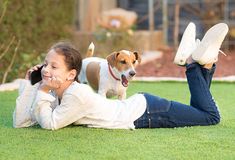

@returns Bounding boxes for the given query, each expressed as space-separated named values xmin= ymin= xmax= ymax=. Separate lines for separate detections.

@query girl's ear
xmin=67 ymin=69 xmax=77 ymax=81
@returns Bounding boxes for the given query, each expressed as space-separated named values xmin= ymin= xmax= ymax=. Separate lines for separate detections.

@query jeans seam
xmin=149 ymin=117 xmax=151 ymax=128
xmin=147 ymin=104 xmax=151 ymax=128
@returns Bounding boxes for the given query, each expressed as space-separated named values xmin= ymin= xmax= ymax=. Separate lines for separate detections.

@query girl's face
xmin=41 ymin=49 xmax=73 ymax=82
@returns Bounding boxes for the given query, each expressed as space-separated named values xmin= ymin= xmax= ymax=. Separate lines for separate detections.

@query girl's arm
xmin=32 ymin=90 xmax=86 ymax=130
xmin=13 ymin=80 xmax=39 ymax=128
xmin=13 ymin=64 xmax=42 ymax=128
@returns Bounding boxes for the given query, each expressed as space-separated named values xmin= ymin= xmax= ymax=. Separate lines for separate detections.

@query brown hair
xmin=50 ymin=41 xmax=82 ymax=81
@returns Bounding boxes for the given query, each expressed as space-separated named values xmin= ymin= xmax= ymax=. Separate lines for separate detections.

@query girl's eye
xmin=52 ymin=66 xmax=57 ymax=69
xmin=120 ymin=60 xmax=126 ymax=64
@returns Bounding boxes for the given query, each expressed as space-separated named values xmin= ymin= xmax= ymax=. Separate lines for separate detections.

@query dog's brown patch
xmin=106 ymin=51 xmax=141 ymax=72
xmin=86 ymin=62 xmax=100 ymax=91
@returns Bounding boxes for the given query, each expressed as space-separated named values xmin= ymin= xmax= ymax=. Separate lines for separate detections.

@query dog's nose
xmin=129 ymin=71 xmax=136 ymax=77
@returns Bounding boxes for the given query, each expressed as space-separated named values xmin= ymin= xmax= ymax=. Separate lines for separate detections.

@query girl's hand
xmin=25 ymin=64 xmax=42 ymax=80
xmin=39 ymin=77 xmax=63 ymax=93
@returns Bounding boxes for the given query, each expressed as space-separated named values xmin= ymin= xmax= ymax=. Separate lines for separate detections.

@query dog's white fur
xmin=78 ymin=43 xmax=141 ymax=100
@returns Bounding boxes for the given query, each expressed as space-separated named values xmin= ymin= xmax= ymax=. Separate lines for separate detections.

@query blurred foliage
xmin=93 ymin=27 xmax=136 ymax=56
xmin=0 ymin=0 xmax=75 ymax=83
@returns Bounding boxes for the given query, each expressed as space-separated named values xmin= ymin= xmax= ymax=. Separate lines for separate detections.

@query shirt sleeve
xmin=32 ymin=90 xmax=87 ymax=130
xmin=13 ymin=80 xmax=39 ymax=128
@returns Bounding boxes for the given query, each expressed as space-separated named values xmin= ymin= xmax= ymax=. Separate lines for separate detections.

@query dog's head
xmin=106 ymin=50 xmax=141 ymax=87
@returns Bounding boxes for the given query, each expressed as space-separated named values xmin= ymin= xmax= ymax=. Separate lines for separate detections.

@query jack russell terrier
xmin=78 ymin=43 xmax=141 ymax=100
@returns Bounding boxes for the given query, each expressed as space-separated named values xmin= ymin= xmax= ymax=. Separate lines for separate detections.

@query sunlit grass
xmin=0 ymin=82 xmax=235 ymax=160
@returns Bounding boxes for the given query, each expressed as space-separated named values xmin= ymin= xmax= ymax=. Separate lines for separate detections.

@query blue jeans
xmin=134 ymin=63 xmax=220 ymax=128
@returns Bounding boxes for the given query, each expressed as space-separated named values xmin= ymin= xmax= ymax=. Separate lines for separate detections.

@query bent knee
xmin=209 ymin=113 xmax=221 ymax=125
xmin=213 ymin=115 xmax=221 ymax=125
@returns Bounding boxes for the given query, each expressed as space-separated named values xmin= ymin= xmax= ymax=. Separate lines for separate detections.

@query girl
xmin=13 ymin=22 xmax=228 ymax=130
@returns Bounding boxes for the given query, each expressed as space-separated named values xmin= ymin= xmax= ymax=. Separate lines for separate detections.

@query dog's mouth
xmin=121 ymin=75 xmax=129 ymax=87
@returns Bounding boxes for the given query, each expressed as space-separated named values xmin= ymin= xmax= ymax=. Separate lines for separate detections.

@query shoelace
xmin=213 ymin=50 xmax=227 ymax=63
xmin=219 ymin=49 xmax=227 ymax=56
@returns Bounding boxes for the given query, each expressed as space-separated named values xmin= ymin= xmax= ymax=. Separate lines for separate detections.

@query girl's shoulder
xmin=64 ymin=82 xmax=96 ymax=104
xmin=67 ymin=81 xmax=94 ymax=94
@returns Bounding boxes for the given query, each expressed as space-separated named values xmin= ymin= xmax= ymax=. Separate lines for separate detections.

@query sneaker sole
xmin=192 ymin=23 xmax=229 ymax=65
xmin=174 ymin=22 xmax=196 ymax=65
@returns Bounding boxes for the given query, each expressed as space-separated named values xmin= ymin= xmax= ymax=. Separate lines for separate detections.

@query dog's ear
xmin=133 ymin=51 xmax=141 ymax=64
xmin=106 ymin=52 xmax=119 ymax=67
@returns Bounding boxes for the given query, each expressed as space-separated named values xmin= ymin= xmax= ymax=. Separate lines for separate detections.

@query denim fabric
xmin=134 ymin=63 xmax=220 ymax=128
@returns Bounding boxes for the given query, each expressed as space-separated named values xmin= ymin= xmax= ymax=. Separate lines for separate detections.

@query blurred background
xmin=0 ymin=0 xmax=234 ymax=83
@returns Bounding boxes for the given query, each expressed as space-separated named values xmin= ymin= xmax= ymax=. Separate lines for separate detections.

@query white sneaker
xmin=192 ymin=23 xmax=229 ymax=65
xmin=174 ymin=22 xmax=196 ymax=66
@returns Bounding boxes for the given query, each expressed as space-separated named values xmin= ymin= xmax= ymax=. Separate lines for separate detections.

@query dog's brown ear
xmin=106 ymin=52 xmax=119 ymax=67
xmin=133 ymin=51 xmax=141 ymax=64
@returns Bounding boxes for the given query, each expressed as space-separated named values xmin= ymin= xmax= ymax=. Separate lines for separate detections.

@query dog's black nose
xmin=129 ymin=71 xmax=136 ymax=77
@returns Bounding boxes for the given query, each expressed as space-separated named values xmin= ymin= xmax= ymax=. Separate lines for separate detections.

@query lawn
xmin=0 ymin=81 xmax=235 ymax=160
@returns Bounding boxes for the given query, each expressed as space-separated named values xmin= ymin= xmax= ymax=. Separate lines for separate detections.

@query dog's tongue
xmin=121 ymin=75 xmax=128 ymax=87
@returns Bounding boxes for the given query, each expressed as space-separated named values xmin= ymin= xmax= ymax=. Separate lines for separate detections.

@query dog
xmin=78 ymin=43 xmax=141 ymax=100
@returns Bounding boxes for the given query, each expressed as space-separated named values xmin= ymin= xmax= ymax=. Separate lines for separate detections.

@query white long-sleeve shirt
xmin=13 ymin=80 xmax=147 ymax=130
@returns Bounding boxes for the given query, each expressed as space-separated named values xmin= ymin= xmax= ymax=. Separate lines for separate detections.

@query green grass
xmin=1 ymin=82 xmax=235 ymax=160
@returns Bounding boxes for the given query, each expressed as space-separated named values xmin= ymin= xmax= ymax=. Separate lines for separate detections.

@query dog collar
xmin=108 ymin=64 xmax=120 ymax=81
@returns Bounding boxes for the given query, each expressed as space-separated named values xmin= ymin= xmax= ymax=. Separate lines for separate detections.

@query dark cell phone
xmin=30 ymin=66 xmax=43 ymax=85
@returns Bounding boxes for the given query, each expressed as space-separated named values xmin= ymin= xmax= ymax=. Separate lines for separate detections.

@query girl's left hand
xmin=25 ymin=64 xmax=42 ymax=80
xmin=39 ymin=77 xmax=63 ymax=93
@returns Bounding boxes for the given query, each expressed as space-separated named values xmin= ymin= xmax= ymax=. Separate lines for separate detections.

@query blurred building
xmin=74 ymin=0 xmax=235 ymax=52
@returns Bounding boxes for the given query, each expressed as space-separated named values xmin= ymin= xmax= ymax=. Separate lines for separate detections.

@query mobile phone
xmin=30 ymin=66 xmax=43 ymax=85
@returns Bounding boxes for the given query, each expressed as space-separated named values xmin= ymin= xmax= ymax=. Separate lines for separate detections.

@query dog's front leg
xmin=118 ymin=92 xmax=126 ymax=100
xmin=98 ymin=89 xmax=107 ymax=97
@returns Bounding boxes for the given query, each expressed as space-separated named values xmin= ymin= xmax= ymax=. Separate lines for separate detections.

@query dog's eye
xmin=120 ymin=60 xmax=126 ymax=64
xmin=132 ymin=60 xmax=136 ymax=64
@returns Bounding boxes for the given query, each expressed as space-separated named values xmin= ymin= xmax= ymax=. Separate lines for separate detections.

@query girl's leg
xmin=186 ymin=57 xmax=216 ymax=88
xmin=201 ymin=64 xmax=216 ymax=88
xmin=156 ymin=63 xmax=219 ymax=127
xmin=186 ymin=63 xmax=219 ymax=111
xmin=190 ymin=63 xmax=216 ymax=106
xmin=135 ymin=95 xmax=219 ymax=128
xmin=134 ymin=63 xmax=220 ymax=128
